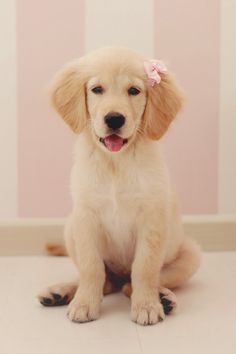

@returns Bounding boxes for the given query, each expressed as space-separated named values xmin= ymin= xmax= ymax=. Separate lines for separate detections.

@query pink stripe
xmin=18 ymin=0 xmax=85 ymax=217
xmin=155 ymin=0 xmax=219 ymax=214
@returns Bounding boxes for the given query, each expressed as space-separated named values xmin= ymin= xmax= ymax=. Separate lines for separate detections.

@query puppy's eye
xmin=128 ymin=87 xmax=140 ymax=96
xmin=91 ymin=86 xmax=103 ymax=94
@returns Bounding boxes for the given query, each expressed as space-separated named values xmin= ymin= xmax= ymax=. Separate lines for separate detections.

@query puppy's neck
xmin=77 ymin=127 xmax=160 ymax=175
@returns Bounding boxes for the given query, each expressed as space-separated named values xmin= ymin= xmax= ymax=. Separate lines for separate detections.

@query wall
xmin=0 ymin=0 xmax=17 ymax=217
xmin=0 ymin=0 xmax=235 ymax=217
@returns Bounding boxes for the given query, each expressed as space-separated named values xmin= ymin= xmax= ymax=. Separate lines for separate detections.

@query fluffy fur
xmin=38 ymin=47 xmax=201 ymax=325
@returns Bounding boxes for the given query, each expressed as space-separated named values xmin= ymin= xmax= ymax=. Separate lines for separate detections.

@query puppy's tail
xmin=46 ymin=243 xmax=68 ymax=256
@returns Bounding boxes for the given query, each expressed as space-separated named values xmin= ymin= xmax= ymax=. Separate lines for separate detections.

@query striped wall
xmin=219 ymin=0 xmax=236 ymax=213
xmin=0 ymin=0 xmax=235 ymax=217
xmin=0 ymin=0 xmax=17 ymax=218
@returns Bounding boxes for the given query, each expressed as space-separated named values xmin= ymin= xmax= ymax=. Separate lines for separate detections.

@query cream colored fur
xmin=39 ymin=47 xmax=201 ymax=325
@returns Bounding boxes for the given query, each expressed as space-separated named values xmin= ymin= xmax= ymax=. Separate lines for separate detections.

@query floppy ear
xmin=50 ymin=59 xmax=88 ymax=133
xmin=143 ymin=73 xmax=184 ymax=140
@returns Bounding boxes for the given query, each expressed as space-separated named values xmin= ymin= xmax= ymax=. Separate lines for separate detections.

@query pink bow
xmin=144 ymin=59 xmax=167 ymax=86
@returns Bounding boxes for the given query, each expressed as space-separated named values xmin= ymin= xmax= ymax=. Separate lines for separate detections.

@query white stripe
xmin=85 ymin=0 xmax=154 ymax=57
xmin=0 ymin=0 xmax=17 ymax=217
xmin=219 ymin=0 xmax=236 ymax=213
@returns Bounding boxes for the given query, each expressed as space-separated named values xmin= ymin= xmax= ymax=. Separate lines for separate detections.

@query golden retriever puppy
xmin=38 ymin=47 xmax=201 ymax=325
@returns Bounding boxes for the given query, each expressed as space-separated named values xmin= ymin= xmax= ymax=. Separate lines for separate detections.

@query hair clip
xmin=144 ymin=59 xmax=167 ymax=86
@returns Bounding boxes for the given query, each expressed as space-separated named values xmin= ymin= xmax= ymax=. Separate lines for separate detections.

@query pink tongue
xmin=104 ymin=134 xmax=124 ymax=152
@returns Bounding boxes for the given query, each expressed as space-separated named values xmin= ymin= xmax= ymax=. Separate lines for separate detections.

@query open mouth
xmin=99 ymin=134 xmax=128 ymax=152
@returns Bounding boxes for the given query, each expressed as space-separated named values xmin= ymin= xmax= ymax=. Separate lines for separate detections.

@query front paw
xmin=131 ymin=298 xmax=165 ymax=326
xmin=67 ymin=297 xmax=101 ymax=323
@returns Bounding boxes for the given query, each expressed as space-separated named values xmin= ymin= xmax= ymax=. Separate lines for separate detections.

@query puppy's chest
xmin=100 ymin=180 xmax=138 ymax=230
xmin=98 ymin=177 xmax=141 ymax=272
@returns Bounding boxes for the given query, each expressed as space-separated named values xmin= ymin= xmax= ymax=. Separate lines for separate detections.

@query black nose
xmin=104 ymin=112 xmax=125 ymax=130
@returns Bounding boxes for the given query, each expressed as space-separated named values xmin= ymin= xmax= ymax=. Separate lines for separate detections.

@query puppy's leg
xmin=160 ymin=238 xmax=201 ymax=289
xmin=131 ymin=213 xmax=166 ymax=326
xmin=67 ymin=211 xmax=105 ymax=323
xmin=125 ymin=238 xmax=200 ymax=322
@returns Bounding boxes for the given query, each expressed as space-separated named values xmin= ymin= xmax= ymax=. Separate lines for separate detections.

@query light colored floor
xmin=0 ymin=253 xmax=236 ymax=354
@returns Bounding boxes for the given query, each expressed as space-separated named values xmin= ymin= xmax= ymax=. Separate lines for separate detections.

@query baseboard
xmin=0 ymin=215 xmax=236 ymax=255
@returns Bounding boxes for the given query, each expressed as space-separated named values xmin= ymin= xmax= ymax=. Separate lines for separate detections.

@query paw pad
xmin=159 ymin=291 xmax=176 ymax=315
xmin=40 ymin=294 xmax=69 ymax=307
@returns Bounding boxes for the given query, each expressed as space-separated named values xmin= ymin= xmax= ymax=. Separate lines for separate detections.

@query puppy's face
xmin=87 ymin=67 xmax=146 ymax=152
xmin=51 ymin=48 xmax=183 ymax=153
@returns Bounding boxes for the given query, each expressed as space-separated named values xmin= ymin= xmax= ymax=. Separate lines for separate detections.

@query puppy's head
xmin=51 ymin=47 xmax=183 ymax=153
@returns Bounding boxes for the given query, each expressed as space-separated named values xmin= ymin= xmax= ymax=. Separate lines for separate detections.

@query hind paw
xmin=38 ymin=282 xmax=77 ymax=307
xmin=159 ymin=287 xmax=177 ymax=315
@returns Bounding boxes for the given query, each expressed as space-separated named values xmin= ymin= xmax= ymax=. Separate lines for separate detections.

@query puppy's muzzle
xmin=104 ymin=112 xmax=125 ymax=130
